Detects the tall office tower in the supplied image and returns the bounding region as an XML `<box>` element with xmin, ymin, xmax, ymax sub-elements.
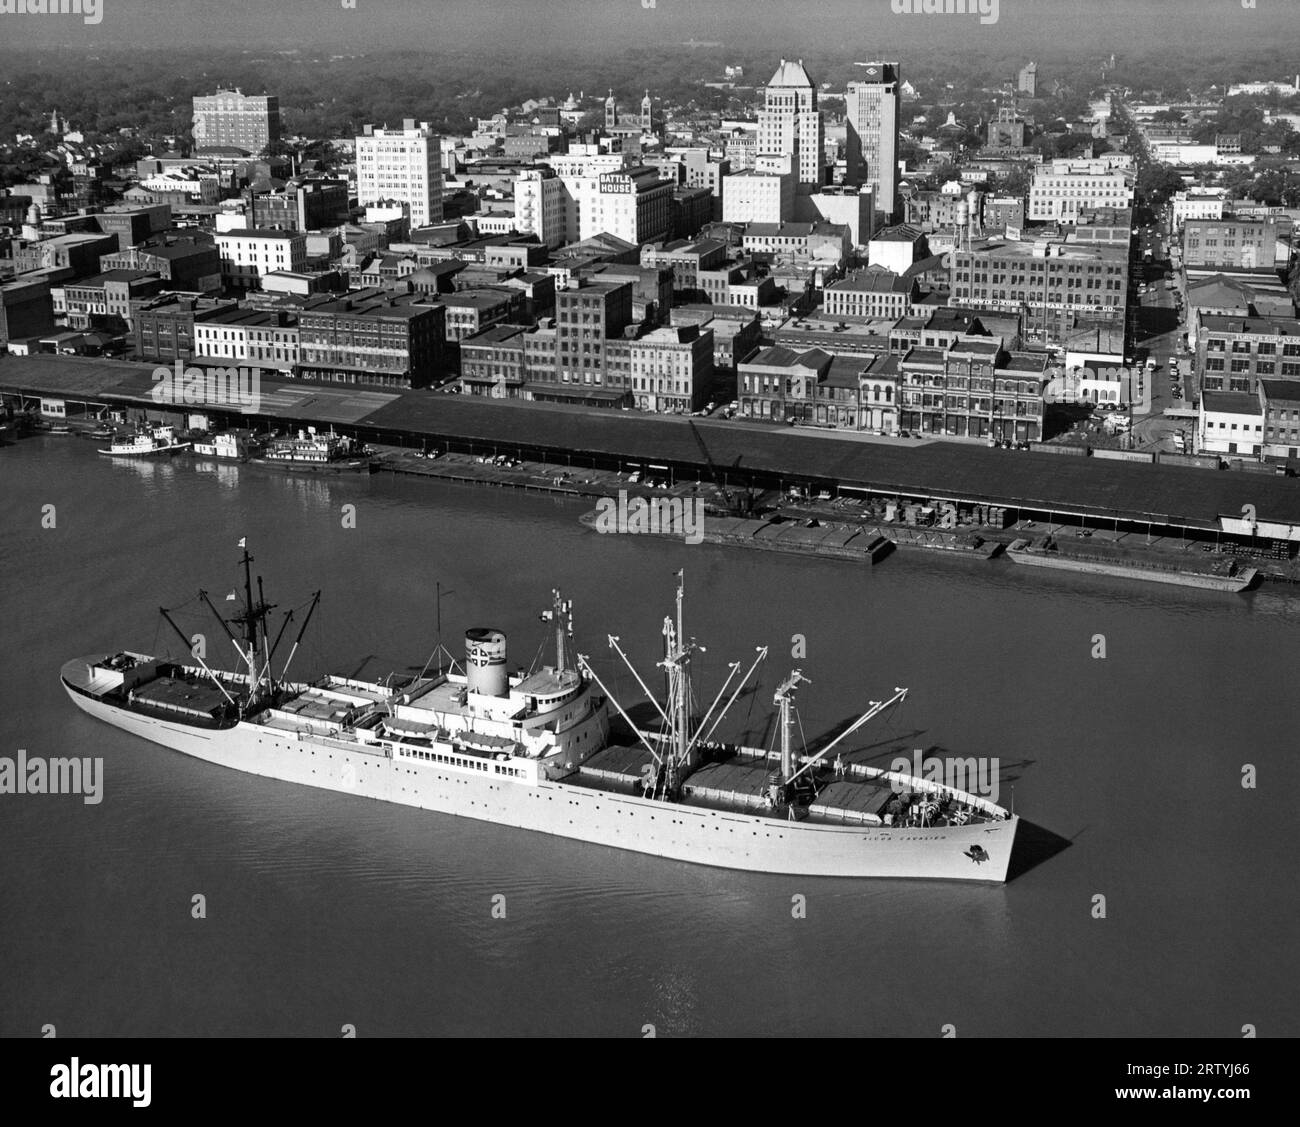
<box><xmin>755</xmin><ymin>59</ymin><xmax>825</xmax><ymax>192</ymax></box>
<box><xmin>192</xmin><ymin>90</ymin><xmax>281</xmax><ymax>152</ymax></box>
<box><xmin>1018</xmin><ymin>62</ymin><xmax>1038</xmax><ymax>98</ymax></box>
<box><xmin>846</xmin><ymin>61</ymin><xmax>901</xmax><ymax>221</ymax></box>
<box><xmin>355</xmin><ymin>120</ymin><xmax>444</xmax><ymax>229</ymax></box>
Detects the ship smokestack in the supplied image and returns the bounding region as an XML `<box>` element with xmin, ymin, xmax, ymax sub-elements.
<box><xmin>465</xmin><ymin>628</ymin><xmax>508</xmax><ymax>696</ymax></box>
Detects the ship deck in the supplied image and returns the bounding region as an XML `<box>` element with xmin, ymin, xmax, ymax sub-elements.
<box><xmin>570</xmin><ymin>746</ymin><xmax>975</xmax><ymax>828</ymax></box>
<box><xmin>131</xmin><ymin>675</ymin><xmax>229</xmax><ymax>720</ymax></box>
<box><xmin>276</xmin><ymin>688</ymin><xmax>356</xmax><ymax>725</ymax></box>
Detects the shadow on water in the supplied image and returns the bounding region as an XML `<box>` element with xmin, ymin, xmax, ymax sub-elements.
<box><xmin>1006</xmin><ymin>819</ymin><xmax>1073</xmax><ymax>881</ymax></box>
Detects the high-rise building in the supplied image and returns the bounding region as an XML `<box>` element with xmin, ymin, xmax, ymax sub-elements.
<box><xmin>192</xmin><ymin>90</ymin><xmax>281</xmax><ymax>153</ymax></box>
<box><xmin>356</xmin><ymin>121</ymin><xmax>444</xmax><ymax>230</ymax></box>
<box><xmin>514</xmin><ymin>167</ymin><xmax>568</xmax><ymax>248</ymax></box>
<box><xmin>846</xmin><ymin>61</ymin><xmax>901</xmax><ymax>221</ymax></box>
<box><xmin>541</xmin><ymin>156</ymin><xmax>672</xmax><ymax>245</ymax></box>
<box><xmin>756</xmin><ymin>59</ymin><xmax>825</xmax><ymax>193</ymax></box>
<box><xmin>1018</xmin><ymin>63</ymin><xmax>1038</xmax><ymax>98</ymax></box>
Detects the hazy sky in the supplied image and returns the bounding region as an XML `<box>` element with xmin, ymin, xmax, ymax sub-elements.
<box><xmin>0</xmin><ymin>0</ymin><xmax>1293</xmax><ymax>53</ymax></box>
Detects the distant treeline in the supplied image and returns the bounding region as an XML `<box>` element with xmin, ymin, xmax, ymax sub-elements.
<box><xmin>0</xmin><ymin>43</ymin><xmax>1298</xmax><ymax>153</ymax></box>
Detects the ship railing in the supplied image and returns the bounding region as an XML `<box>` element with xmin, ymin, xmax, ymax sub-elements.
<box><xmin>866</xmin><ymin>767</ymin><xmax>1008</xmax><ymax>818</ymax></box>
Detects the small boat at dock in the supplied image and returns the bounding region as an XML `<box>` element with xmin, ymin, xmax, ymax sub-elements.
<box><xmin>98</xmin><ymin>424</ymin><xmax>191</xmax><ymax>458</ymax></box>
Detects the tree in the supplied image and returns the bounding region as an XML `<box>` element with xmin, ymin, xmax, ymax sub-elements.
<box><xmin>261</xmin><ymin>139</ymin><xmax>296</xmax><ymax>160</ymax></box>
<box><xmin>1136</xmin><ymin>163</ymin><xmax>1186</xmax><ymax>211</ymax></box>
<box><xmin>1000</xmin><ymin>167</ymin><xmax>1032</xmax><ymax>198</ymax></box>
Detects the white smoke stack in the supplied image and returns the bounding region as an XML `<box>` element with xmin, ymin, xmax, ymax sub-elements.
<box><xmin>465</xmin><ymin>629</ymin><xmax>509</xmax><ymax>697</ymax></box>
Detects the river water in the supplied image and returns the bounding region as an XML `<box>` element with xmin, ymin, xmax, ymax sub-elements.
<box><xmin>1</xmin><ymin>436</ymin><xmax>1295</xmax><ymax>1036</ymax></box>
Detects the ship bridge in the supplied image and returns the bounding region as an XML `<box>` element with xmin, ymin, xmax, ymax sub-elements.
<box><xmin>514</xmin><ymin>666</ymin><xmax>582</xmax><ymax>710</ymax></box>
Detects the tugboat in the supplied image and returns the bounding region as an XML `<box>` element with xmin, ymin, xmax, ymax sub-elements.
<box><xmin>98</xmin><ymin>423</ymin><xmax>191</xmax><ymax>458</ymax></box>
<box><xmin>61</xmin><ymin>549</ymin><xmax>1019</xmax><ymax>882</ymax></box>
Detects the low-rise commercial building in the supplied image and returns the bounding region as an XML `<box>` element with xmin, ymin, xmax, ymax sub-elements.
<box><xmin>296</xmin><ymin>290</ymin><xmax>446</xmax><ymax>387</ymax></box>
<box><xmin>57</xmin><ymin>270</ymin><xmax>165</xmax><ymax>331</ymax></box>
<box><xmin>823</xmin><ymin>267</ymin><xmax>917</xmax><ymax>320</ymax></box>
<box><xmin>98</xmin><ymin>241</ymin><xmax>222</xmax><ymax>293</ymax></box>
<box><xmin>192</xmin><ymin>306</ymin><xmax>301</xmax><ymax>371</ymax></box>
<box><xmin>1259</xmin><ymin>380</ymin><xmax>1300</xmax><ymax>460</ymax></box>
<box><xmin>737</xmin><ymin>345</ymin><xmax>831</xmax><ymax>422</ymax></box>
<box><xmin>131</xmin><ymin>294</ymin><xmax>241</xmax><ymax>364</ymax></box>
<box><xmin>216</xmin><ymin>229</ymin><xmax>309</xmax><ymax>290</ymax></box>
<box><xmin>1198</xmin><ymin>391</ymin><xmax>1264</xmax><ymax>457</ymax></box>
<box><xmin>899</xmin><ymin>336</ymin><xmax>1049</xmax><ymax>442</ymax></box>
<box><xmin>627</xmin><ymin>324</ymin><xmax>715</xmax><ymax>413</ymax></box>
<box><xmin>460</xmin><ymin>324</ymin><xmax>528</xmax><ymax>397</ymax></box>
<box><xmin>1028</xmin><ymin>159</ymin><xmax>1134</xmax><ymax>223</ymax></box>
<box><xmin>1183</xmin><ymin>218</ymin><xmax>1284</xmax><ymax>273</ymax></box>
<box><xmin>1198</xmin><ymin>314</ymin><xmax>1300</xmax><ymax>395</ymax></box>
<box><xmin>951</xmin><ymin>238</ymin><xmax>1127</xmax><ymax>347</ymax></box>
<box><xmin>0</xmin><ymin>276</ymin><xmax>56</xmax><ymax>348</ymax></box>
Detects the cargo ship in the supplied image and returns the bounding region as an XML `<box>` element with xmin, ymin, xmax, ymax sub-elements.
<box><xmin>61</xmin><ymin>545</ymin><xmax>1019</xmax><ymax>881</ymax></box>
<box><xmin>1006</xmin><ymin>536</ymin><xmax>1257</xmax><ymax>592</ymax></box>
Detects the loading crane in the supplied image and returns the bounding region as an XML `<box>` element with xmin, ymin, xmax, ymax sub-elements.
<box><xmin>688</xmin><ymin>420</ymin><xmax>755</xmax><ymax>516</ymax></box>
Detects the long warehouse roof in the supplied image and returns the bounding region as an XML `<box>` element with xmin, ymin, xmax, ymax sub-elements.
<box><xmin>5</xmin><ymin>354</ymin><xmax>1300</xmax><ymax>530</ymax></box>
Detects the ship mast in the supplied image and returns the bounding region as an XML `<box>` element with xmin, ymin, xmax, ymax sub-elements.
<box><xmin>578</xmin><ymin>571</ymin><xmax>767</xmax><ymax>803</ymax></box>
<box><xmin>553</xmin><ymin>589</ymin><xmax>572</xmax><ymax>674</ymax></box>
<box><xmin>540</xmin><ymin>589</ymin><xmax>575</xmax><ymax>679</ymax></box>
<box><xmin>773</xmin><ymin>670</ymin><xmax>810</xmax><ymax>783</ymax></box>
<box><xmin>226</xmin><ymin>541</ymin><xmax>275</xmax><ymax>702</ymax></box>
<box><xmin>658</xmin><ymin>569</ymin><xmax>703</xmax><ymax>796</ymax></box>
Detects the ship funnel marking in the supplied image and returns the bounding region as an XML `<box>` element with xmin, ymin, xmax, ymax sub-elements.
<box><xmin>465</xmin><ymin>628</ymin><xmax>508</xmax><ymax>696</ymax></box>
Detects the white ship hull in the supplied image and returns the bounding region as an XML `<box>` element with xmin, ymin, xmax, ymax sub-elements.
<box><xmin>63</xmin><ymin>675</ymin><xmax>1018</xmax><ymax>882</ymax></box>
